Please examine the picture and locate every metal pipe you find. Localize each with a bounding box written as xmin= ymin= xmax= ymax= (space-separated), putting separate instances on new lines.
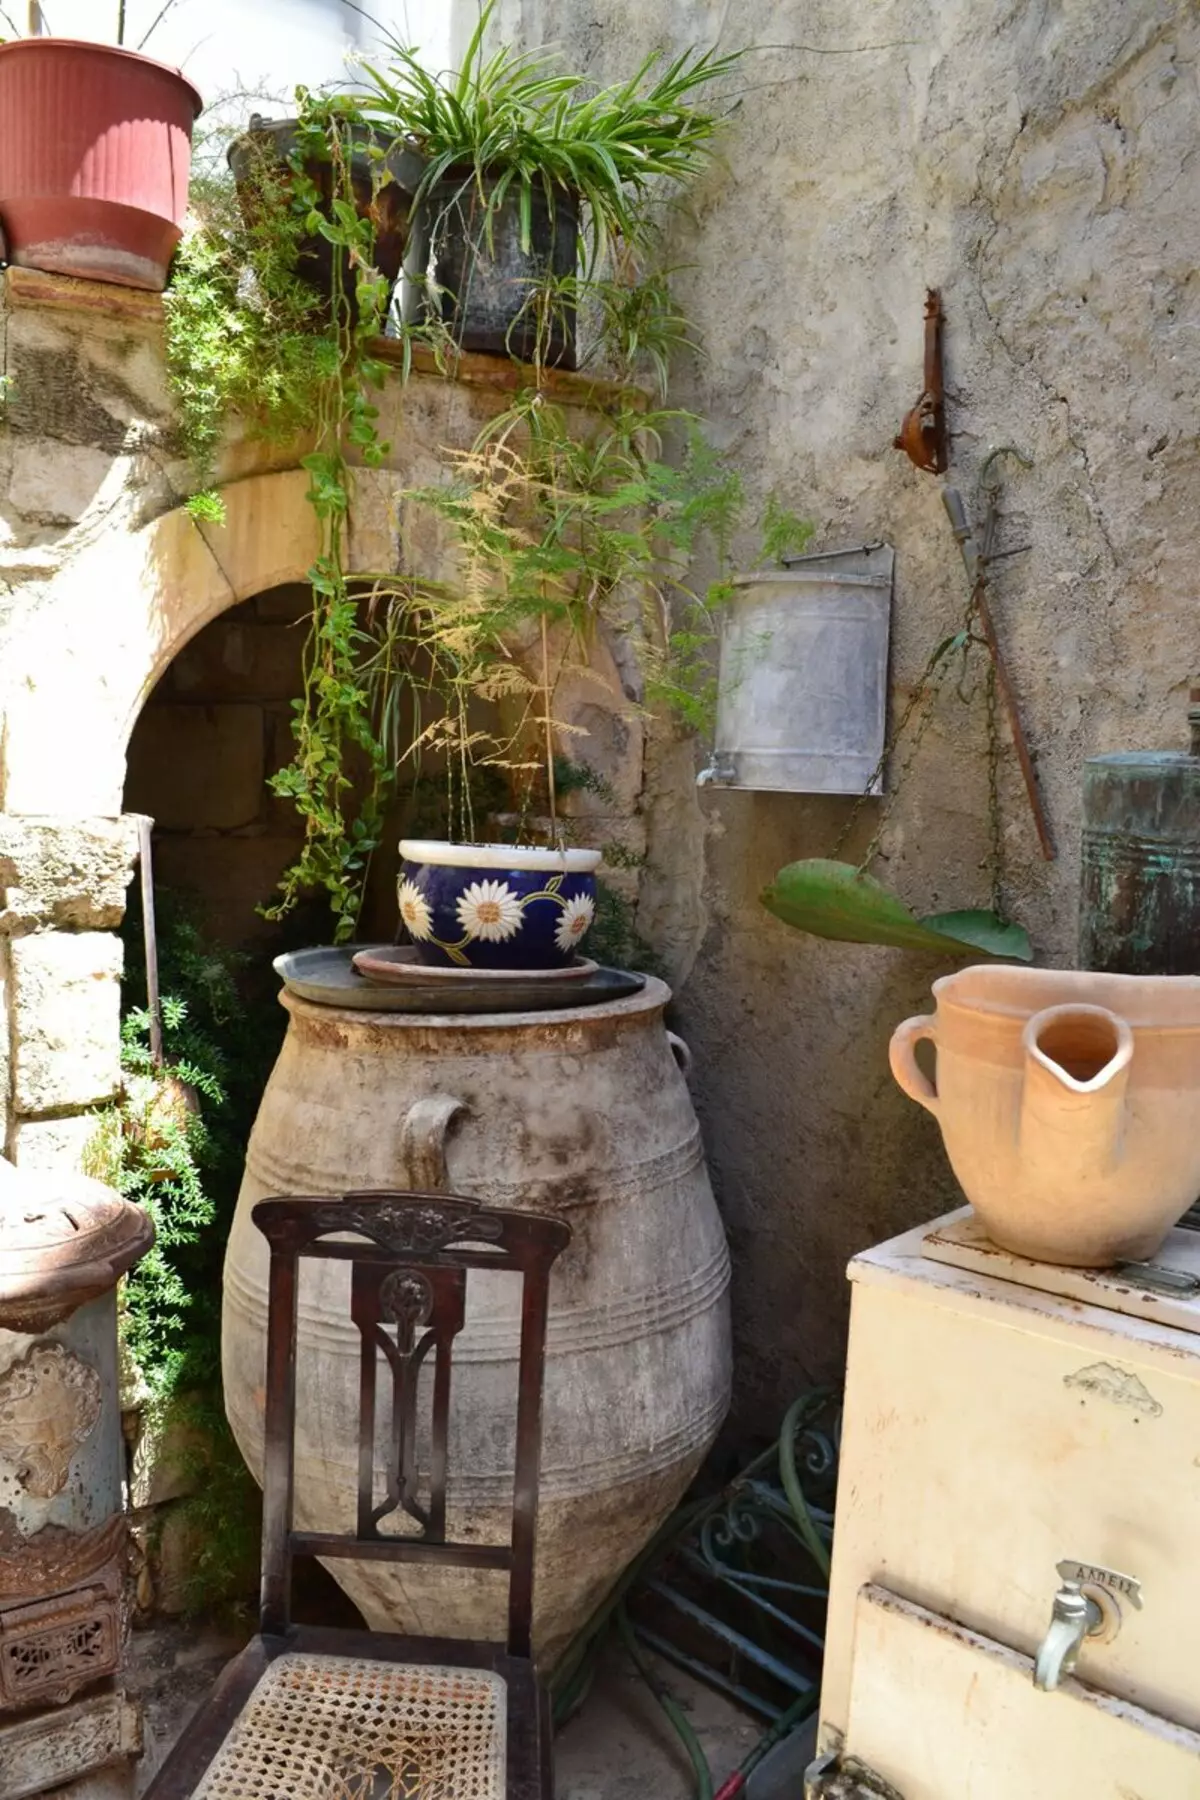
xmin=136 ymin=815 xmax=165 ymax=1070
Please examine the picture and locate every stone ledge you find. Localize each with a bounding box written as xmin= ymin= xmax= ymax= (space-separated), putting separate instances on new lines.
xmin=381 ymin=338 xmax=647 ymax=412
xmin=8 ymin=1113 xmax=105 ymax=1174
xmin=0 ymin=815 xmax=141 ymax=935
xmin=2 ymin=264 xmax=165 ymax=328
xmin=2 ymin=267 xmax=645 ymax=412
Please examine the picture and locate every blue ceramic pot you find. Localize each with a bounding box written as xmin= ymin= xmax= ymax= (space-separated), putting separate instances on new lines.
xmin=397 ymin=839 xmax=602 ymax=969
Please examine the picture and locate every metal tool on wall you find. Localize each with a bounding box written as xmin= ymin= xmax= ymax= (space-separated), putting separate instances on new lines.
xmin=894 ymin=289 xmax=948 ymax=476
xmin=942 ymin=447 xmax=1056 ymax=861
xmin=893 ymin=287 xmax=1053 ymax=861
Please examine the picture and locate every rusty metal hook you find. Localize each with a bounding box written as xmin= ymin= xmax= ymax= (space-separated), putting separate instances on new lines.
xmin=979 ymin=443 xmax=1032 ymax=501
xmin=893 ymin=289 xmax=948 ymax=476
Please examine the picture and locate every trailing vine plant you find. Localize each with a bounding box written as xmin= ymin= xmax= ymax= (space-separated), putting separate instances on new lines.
xmin=85 ymin=893 xmax=284 ymax=1610
xmin=164 ymin=99 xmax=406 ymax=938
xmin=161 ymin=28 xmax=761 ymax=937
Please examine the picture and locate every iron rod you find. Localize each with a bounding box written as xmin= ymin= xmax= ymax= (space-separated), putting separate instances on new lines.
xmin=642 ymin=1579 xmax=815 ymax=1690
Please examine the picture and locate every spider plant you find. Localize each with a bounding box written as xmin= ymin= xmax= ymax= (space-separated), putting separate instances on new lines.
xmin=348 ymin=2 xmax=742 ymax=275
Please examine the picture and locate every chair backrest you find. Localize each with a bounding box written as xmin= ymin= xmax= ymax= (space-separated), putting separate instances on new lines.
xmin=250 ymin=1190 xmax=571 ymax=1658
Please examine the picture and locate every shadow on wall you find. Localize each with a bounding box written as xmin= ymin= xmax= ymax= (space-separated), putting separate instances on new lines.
xmin=122 ymin=580 xmax=509 ymax=960
xmin=124 ymin=582 xmax=336 ymax=959
xmin=676 ymin=788 xmax=965 ymax=1432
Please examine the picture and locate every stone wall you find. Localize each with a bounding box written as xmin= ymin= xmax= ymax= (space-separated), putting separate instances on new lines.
xmin=463 ymin=0 xmax=1200 ymax=1422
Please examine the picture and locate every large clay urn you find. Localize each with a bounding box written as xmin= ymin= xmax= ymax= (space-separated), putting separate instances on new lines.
xmin=222 ymin=980 xmax=731 ymax=1660
xmin=890 ymin=964 xmax=1200 ymax=1267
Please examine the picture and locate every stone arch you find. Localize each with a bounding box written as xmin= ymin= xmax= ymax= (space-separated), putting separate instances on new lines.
xmin=1 ymin=469 xmax=319 ymax=817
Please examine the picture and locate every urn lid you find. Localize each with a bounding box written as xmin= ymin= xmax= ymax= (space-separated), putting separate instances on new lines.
xmin=0 ymin=1160 xmax=154 ymax=1332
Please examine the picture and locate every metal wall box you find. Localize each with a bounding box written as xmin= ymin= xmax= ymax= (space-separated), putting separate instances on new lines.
xmin=700 ymin=543 xmax=893 ymax=795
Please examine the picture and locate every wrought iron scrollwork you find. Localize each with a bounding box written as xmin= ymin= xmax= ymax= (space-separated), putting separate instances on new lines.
xmin=552 ymin=1387 xmax=842 ymax=1766
xmin=0 ymin=1522 xmax=126 ymax=1713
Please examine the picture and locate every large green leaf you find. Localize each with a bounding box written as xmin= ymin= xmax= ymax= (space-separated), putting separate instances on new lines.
xmin=760 ymin=860 xmax=1033 ymax=961
xmin=921 ymin=908 xmax=1033 ymax=960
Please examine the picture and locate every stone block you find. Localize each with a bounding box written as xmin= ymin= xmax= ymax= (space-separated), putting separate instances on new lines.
xmin=346 ymin=464 xmax=398 ymax=574
xmin=128 ymin=1398 xmax=206 ymax=1509
xmin=9 ymin=1115 xmax=101 ymax=1175
xmin=150 ymin=833 xmax=306 ymax=946
xmin=150 ymin=1503 xmax=203 ymax=1617
xmin=0 ymin=815 xmax=139 ymax=935
xmin=7 ymin=439 xmax=118 ymax=525
xmin=254 ymin=581 xmax=313 ymax=622
xmin=10 ymin=932 xmax=122 ymax=1113
xmin=167 ymin=619 xmax=306 ymax=703
xmin=124 ymin=706 xmax=266 ymax=831
xmin=3 ymin=319 xmax=137 ymax=452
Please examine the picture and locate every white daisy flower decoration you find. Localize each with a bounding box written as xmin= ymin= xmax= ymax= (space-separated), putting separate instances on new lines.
xmin=456 ymin=878 xmax=523 ymax=943
xmin=555 ymin=892 xmax=596 ymax=954
xmin=397 ymin=878 xmax=433 ymax=942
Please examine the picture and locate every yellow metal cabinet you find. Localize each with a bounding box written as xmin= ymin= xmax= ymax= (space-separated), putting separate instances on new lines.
xmin=815 ymin=1208 xmax=1200 ymax=1797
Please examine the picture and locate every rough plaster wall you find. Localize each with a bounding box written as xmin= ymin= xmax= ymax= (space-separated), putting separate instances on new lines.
xmin=469 ymin=0 xmax=1200 ymax=1423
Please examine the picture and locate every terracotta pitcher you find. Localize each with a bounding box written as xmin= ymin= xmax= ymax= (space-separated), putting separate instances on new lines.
xmin=889 ymin=965 xmax=1200 ymax=1266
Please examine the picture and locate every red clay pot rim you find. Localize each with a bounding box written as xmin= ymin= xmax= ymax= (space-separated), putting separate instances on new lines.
xmin=0 ymin=36 xmax=203 ymax=116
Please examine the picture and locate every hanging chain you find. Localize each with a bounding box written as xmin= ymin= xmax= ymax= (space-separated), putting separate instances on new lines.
xmin=984 ymin=659 xmax=1006 ymax=919
xmin=834 ymin=458 xmax=1031 ymax=892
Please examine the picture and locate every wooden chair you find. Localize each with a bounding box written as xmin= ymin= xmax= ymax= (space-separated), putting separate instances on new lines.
xmin=144 ymin=1189 xmax=571 ymax=1800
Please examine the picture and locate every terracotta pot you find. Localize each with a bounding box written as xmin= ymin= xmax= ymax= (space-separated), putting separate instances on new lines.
xmin=890 ymin=964 xmax=1200 ymax=1267
xmin=0 ymin=39 xmax=201 ymax=291
xmin=222 ymin=980 xmax=731 ymax=1660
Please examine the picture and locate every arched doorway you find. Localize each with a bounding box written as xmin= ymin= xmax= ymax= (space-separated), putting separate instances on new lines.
xmin=0 ymin=470 xmax=319 ymax=817
xmin=124 ymin=580 xmax=332 ymax=955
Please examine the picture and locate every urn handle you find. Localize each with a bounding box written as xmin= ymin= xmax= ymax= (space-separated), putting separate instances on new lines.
xmin=889 ymin=1014 xmax=939 ymax=1115
xmin=399 ymin=1094 xmax=467 ymax=1190
xmin=666 ymin=1031 xmax=694 ymax=1079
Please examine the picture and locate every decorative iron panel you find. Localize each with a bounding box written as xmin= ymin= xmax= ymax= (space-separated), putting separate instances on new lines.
xmin=0 ymin=1690 xmax=141 ymax=1800
xmin=0 ymin=1583 xmax=122 ymax=1711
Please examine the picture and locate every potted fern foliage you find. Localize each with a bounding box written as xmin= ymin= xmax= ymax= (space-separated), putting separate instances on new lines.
xmin=349 ymin=3 xmax=740 ymax=367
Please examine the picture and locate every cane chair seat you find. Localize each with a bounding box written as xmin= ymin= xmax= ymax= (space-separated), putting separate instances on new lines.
xmin=192 ymin=1654 xmax=506 ymax=1800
